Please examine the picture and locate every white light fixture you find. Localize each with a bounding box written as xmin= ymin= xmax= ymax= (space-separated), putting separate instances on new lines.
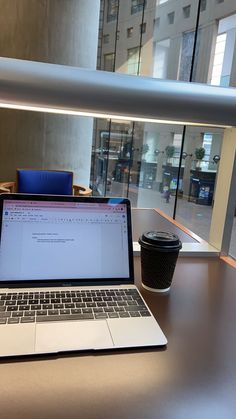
xmin=0 ymin=57 xmax=236 ymax=128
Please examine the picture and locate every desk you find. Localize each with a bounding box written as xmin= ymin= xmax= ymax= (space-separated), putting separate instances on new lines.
xmin=1 ymin=213 xmax=236 ymax=419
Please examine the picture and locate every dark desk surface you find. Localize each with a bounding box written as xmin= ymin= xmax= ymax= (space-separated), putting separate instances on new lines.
xmin=1 ymin=212 xmax=236 ymax=419
xmin=132 ymin=208 xmax=197 ymax=243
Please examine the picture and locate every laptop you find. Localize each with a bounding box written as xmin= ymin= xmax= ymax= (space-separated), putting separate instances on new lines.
xmin=0 ymin=193 xmax=167 ymax=357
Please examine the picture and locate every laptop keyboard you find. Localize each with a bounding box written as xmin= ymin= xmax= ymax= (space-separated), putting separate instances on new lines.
xmin=0 ymin=289 xmax=151 ymax=324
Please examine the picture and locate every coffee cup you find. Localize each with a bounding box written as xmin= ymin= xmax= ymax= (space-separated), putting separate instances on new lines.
xmin=138 ymin=231 xmax=182 ymax=292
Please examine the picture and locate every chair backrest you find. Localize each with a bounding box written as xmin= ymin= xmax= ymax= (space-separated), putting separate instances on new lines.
xmin=17 ymin=169 xmax=73 ymax=195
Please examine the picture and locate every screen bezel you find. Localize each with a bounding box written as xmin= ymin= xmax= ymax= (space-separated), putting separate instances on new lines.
xmin=0 ymin=193 xmax=134 ymax=288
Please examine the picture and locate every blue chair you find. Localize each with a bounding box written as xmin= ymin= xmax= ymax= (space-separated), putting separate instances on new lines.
xmin=0 ymin=169 xmax=92 ymax=196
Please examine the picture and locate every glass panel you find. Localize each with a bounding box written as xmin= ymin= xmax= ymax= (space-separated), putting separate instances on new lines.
xmin=104 ymin=53 xmax=115 ymax=72
xmin=92 ymin=0 xmax=236 ymax=255
xmin=107 ymin=0 xmax=118 ymax=23
xmin=175 ymin=127 xmax=224 ymax=241
xmin=127 ymin=46 xmax=141 ymax=75
xmin=131 ymin=0 xmax=146 ymax=15
xmin=129 ymin=122 xmax=181 ymax=217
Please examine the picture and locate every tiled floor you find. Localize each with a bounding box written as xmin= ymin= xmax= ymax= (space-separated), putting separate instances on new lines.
xmin=110 ymin=182 xmax=236 ymax=259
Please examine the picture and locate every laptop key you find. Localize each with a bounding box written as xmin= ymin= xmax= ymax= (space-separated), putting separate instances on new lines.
xmin=36 ymin=313 xmax=94 ymax=322
xmin=54 ymin=303 xmax=64 ymax=309
xmin=114 ymin=307 xmax=125 ymax=312
xmin=8 ymin=318 xmax=20 ymax=324
xmin=76 ymin=303 xmax=86 ymax=308
xmin=36 ymin=310 xmax=47 ymax=316
xmin=48 ymin=310 xmax=59 ymax=315
xmin=62 ymin=298 xmax=71 ymax=303
xmin=20 ymin=305 xmax=30 ymax=311
xmin=140 ymin=311 xmax=151 ymax=317
xmin=71 ymin=309 xmax=82 ymax=314
xmin=130 ymin=312 xmax=141 ymax=317
xmin=18 ymin=300 xmax=28 ymax=305
xmin=117 ymin=301 xmax=128 ymax=306
xmin=86 ymin=302 xmax=96 ymax=308
xmin=93 ymin=308 xmax=104 ymax=313
xmin=6 ymin=300 xmax=16 ymax=306
xmin=25 ymin=311 xmax=36 ymax=316
xmin=21 ymin=317 xmax=35 ymax=323
xmin=124 ymin=305 xmax=142 ymax=312
xmin=83 ymin=298 xmax=92 ymax=302
xmin=0 ymin=312 xmax=11 ymax=318
xmin=107 ymin=301 xmax=117 ymax=307
xmin=31 ymin=305 xmax=41 ymax=310
xmin=29 ymin=299 xmax=39 ymax=305
xmin=0 ymin=296 xmax=11 ymax=301
xmin=12 ymin=311 xmax=24 ymax=317
xmin=119 ymin=312 xmax=130 ymax=318
xmin=60 ymin=309 xmax=70 ymax=315
xmin=0 ymin=306 xmax=6 ymax=312
xmin=108 ymin=312 xmax=119 ymax=318
xmin=82 ymin=308 xmax=93 ymax=314
xmin=72 ymin=297 xmax=82 ymax=303
xmin=40 ymin=299 xmax=50 ymax=304
xmin=103 ymin=297 xmax=112 ymax=302
xmin=104 ymin=307 xmax=114 ymax=313
xmin=43 ymin=304 xmax=53 ymax=310
xmin=6 ymin=306 xmax=18 ymax=311
xmin=95 ymin=313 xmax=108 ymax=319
xmin=0 ymin=318 xmax=7 ymax=324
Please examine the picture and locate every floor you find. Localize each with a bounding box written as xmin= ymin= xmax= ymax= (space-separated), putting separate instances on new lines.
xmin=109 ymin=181 xmax=236 ymax=259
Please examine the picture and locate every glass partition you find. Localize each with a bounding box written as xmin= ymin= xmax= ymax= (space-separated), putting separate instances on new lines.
xmin=91 ymin=0 xmax=236 ymax=250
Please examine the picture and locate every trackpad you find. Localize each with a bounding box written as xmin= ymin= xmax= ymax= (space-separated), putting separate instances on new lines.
xmin=35 ymin=321 xmax=113 ymax=353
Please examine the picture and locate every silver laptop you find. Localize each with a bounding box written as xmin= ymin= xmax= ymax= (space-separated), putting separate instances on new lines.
xmin=0 ymin=194 xmax=167 ymax=357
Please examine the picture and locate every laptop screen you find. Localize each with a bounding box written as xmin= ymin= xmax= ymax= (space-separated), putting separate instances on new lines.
xmin=0 ymin=195 xmax=134 ymax=285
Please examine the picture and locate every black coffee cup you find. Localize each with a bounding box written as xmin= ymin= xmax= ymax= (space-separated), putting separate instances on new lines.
xmin=138 ymin=231 xmax=182 ymax=292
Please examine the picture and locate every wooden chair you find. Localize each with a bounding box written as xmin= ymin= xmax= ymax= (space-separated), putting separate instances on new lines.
xmin=0 ymin=169 xmax=92 ymax=196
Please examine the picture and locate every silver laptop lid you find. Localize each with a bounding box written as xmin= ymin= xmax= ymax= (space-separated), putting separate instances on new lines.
xmin=0 ymin=194 xmax=134 ymax=287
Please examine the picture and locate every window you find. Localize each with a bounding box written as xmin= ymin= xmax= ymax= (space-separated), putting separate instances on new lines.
xmin=201 ymin=133 xmax=213 ymax=170
xmin=159 ymin=0 xmax=168 ymax=4
xmin=210 ymin=33 xmax=227 ymax=86
xmin=216 ymin=0 xmax=224 ymax=3
xmin=140 ymin=23 xmax=146 ymax=34
xmin=154 ymin=17 xmax=160 ymax=28
xmin=107 ymin=0 xmax=118 ymax=22
xmin=167 ymin=12 xmax=175 ymax=25
xmin=153 ymin=38 xmax=170 ymax=79
xmin=178 ymin=31 xmax=194 ymax=81
xmin=200 ymin=0 xmax=207 ymax=12
xmin=183 ymin=5 xmax=191 ymax=19
xmin=103 ymin=34 xmax=110 ymax=44
xmin=131 ymin=0 xmax=146 ymax=15
xmin=127 ymin=47 xmax=141 ymax=75
xmin=104 ymin=53 xmax=115 ymax=72
xmin=127 ymin=27 xmax=133 ymax=38
xmin=173 ymin=134 xmax=182 ymax=149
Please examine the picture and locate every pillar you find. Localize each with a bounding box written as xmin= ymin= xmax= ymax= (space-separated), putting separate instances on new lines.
xmin=209 ymin=127 xmax=236 ymax=252
xmin=0 ymin=0 xmax=100 ymax=186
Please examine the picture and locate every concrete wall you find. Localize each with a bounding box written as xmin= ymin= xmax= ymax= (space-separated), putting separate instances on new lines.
xmin=0 ymin=0 xmax=100 ymax=185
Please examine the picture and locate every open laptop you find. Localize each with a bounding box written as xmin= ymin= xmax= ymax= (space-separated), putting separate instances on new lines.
xmin=0 ymin=193 xmax=167 ymax=357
